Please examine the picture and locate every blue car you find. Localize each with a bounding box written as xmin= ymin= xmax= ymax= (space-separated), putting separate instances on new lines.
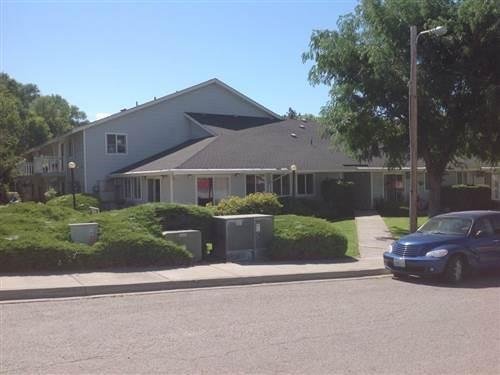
xmin=384 ymin=211 xmax=500 ymax=283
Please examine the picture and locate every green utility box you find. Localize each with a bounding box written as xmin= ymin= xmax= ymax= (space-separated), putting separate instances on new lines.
xmin=213 ymin=214 xmax=274 ymax=262
xmin=163 ymin=230 xmax=202 ymax=262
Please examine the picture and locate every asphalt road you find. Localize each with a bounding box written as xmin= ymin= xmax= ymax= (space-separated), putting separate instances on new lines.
xmin=1 ymin=274 xmax=500 ymax=374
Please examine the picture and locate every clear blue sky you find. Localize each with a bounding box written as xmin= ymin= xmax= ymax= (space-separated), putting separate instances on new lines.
xmin=1 ymin=0 xmax=357 ymax=121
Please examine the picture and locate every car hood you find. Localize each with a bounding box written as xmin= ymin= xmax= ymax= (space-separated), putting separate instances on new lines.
xmin=398 ymin=232 xmax=465 ymax=251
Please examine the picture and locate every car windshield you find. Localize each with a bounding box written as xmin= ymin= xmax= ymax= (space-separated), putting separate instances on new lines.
xmin=417 ymin=217 xmax=472 ymax=236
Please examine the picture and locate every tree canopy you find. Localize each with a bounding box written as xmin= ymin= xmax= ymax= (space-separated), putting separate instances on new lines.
xmin=0 ymin=73 xmax=88 ymax=200
xmin=303 ymin=0 xmax=499 ymax=214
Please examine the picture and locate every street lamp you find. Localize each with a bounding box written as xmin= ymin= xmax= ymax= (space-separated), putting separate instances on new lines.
xmin=68 ymin=161 xmax=76 ymax=210
xmin=409 ymin=25 xmax=447 ymax=232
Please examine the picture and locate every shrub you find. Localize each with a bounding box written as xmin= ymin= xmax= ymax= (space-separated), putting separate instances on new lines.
xmin=441 ymin=184 xmax=493 ymax=211
xmin=269 ymin=215 xmax=348 ymax=261
xmin=93 ymin=231 xmax=192 ymax=268
xmin=44 ymin=187 xmax=58 ymax=201
xmin=0 ymin=202 xmax=194 ymax=272
xmin=321 ymin=179 xmax=355 ymax=217
xmin=213 ymin=193 xmax=283 ymax=216
xmin=374 ymin=198 xmax=410 ymax=217
xmin=46 ymin=193 xmax=100 ymax=212
xmin=0 ymin=237 xmax=92 ymax=271
xmin=110 ymin=203 xmax=215 ymax=256
xmin=279 ymin=197 xmax=335 ymax=219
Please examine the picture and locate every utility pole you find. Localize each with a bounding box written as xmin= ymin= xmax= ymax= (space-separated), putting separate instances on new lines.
xmin=408 ymin=25 xmax=447 ymax=233
xmin=409 ymin=25 xmax=418 ymax=233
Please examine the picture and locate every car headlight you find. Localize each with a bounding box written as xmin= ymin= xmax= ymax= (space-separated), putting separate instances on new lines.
xmin=388 ymin=244 xmax=393 ymax=253
xmin=425 ymin=249 xmax=448 ymax=258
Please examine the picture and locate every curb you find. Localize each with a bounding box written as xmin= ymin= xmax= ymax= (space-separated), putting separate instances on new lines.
xmin=0 ymin=268 xmax=389 ymax=302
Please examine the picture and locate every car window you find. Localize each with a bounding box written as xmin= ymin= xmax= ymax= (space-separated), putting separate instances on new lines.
xmin=418 ymin=217 xmax=471 ymax=235
xmin=491 ymin=215 xmax=500 ymax=235
xmin=474 ymin=218 xmax=495 ymax=237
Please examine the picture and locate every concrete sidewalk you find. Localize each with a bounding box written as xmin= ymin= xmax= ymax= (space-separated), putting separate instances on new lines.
xmin=355 ymin=210 xmax=394 ymax=259
xmin=0 ymin=258 xmax=388 ymax=302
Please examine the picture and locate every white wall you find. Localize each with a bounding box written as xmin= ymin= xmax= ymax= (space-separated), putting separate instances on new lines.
xmin=84 ymin=82 xmax=274 ymax=194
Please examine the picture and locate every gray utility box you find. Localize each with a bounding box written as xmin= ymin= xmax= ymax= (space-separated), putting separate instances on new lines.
xmin=213 ymin=214 xmax=273 ymax=262
xmin=163 ymin=230 xmax=202 ymax=262
xmin=69 ymin=223 xmax=99 ymax=245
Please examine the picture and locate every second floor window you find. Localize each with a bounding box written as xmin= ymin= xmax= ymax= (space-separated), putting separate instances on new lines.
xmin=107 ymin=134 xmax=127 ymax=154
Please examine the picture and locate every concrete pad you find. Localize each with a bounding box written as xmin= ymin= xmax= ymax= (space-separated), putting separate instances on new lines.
xmin=0 ymin=274 xmax=82 ymax=291
xmin=72 ymin=271 xmax=167 ymax=286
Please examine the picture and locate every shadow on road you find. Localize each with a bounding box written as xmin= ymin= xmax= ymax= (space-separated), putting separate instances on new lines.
xmin=392 ymin=270 xmax=500 ymax=289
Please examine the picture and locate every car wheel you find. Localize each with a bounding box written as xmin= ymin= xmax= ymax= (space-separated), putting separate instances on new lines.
xmin=443 ymin=255 xmax=465 ymax=284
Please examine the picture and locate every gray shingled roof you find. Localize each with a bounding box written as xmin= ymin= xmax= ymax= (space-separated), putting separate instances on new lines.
xmin=113 ymin=113 xmax=396 ymax=174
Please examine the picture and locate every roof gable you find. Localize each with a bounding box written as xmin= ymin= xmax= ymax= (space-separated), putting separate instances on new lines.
xmin=26 ymin=78 xmax=280 ymax=153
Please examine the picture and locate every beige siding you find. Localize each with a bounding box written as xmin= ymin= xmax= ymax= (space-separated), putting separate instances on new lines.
xmin=84 ymin=82 xmax=274 ymax=195
xmin=173 ymin=175 xmax=196 ymax=204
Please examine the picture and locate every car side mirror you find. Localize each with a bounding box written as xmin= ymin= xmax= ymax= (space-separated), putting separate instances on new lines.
xmin=474 ymin=230 xmax=485 ymax=238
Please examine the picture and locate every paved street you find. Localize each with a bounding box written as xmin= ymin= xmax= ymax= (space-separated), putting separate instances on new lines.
xmin=1 ymin=275 xmax=500 ymax=374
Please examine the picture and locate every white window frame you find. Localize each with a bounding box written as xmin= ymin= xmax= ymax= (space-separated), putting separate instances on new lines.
xmin=272 ymin=174 xmax=291 ymax=197
xmin=195 ymin=176 xmax=231 ymax=205
xmin=123 ymin=177 xmax=141 ymax=200
xmin=297 ymin=173 xmax=315 ymax=196
xmin=105 ymin=133 xmax=128 ymax=155
xmin=245 ymin=174 xmax=266 ymax=195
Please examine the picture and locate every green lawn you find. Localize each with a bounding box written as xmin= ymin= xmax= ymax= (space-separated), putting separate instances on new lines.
xmin=331 ymin=219 xmax=358 ymax=257
xmin=383 ymin=216 xmax=428 ymax=239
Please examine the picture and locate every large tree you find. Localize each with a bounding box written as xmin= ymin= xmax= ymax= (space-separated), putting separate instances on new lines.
xmin=303 ymin=0 xmax=499 ymax=215
xmin=0 ymin=73 xmax=88 ymax=201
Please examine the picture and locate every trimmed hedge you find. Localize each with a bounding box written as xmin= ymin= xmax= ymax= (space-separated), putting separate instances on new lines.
xmin=374 ymin=198 xmax=410 ymax=217
xmin=321 ymin=179 xmax=355 ymax=217
xmin=46 ymin=193 xmax=101 ymax=212
xmin=212 ymin=193 xmax=283 ymax=216
xmin=279 ymin=197 xmax=337 ymax=219
xmin=269 ymin=215 xmax=348 ymax=260
xmin=0 ymin=202 xmax=196 ymax=272
xmin=441 ymin=184 xmax=493 ymax=211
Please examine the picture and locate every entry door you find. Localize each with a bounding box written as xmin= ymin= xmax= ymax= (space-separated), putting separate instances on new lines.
xmin=470 ymin=217 xmax=498 ymax=267
xmin=343 ymin=172 xmax=372 ymax=209
xmin=147 ymin=179 xmax=161 ymax=202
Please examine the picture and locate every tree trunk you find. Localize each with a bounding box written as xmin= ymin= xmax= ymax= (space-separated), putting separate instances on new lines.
xmin=427 ymin=168 xmax=443 ymax=217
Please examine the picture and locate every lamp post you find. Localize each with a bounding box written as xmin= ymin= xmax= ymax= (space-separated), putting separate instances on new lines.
xmin=290 ymin=164 xmax=297 ymax=209
xmin=68 ymin=161 xmax=76 ymax=209
xmin=409 ymin=25 xmax=447 ymax=232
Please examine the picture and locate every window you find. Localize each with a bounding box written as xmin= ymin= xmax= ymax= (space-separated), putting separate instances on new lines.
xmin=106 ymin=134 xmax=127 ymax=154
xmin=473 ymin=218 xmax=494 ymax=237
xmin=384 ymin=174 xmax=404 ymax=201
xmin=123 ymin=177 xmax=141 ymax=200
xmin=147 ymin=179 xmax=160 ymax=202
xmin=246 ymin=175 xmax=266 ymax=194
xmin=491 ymin=215 xmax=500 ymax=235
xmin=297 ymin=173 xmax=314 ymax=195
xmin=456 ymin=171 xmax=468 ymax=185
xmin=272 ymin=174 xmax=290 ymax=196
xmin=197 ymin=177 xmax=229 ymax=205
